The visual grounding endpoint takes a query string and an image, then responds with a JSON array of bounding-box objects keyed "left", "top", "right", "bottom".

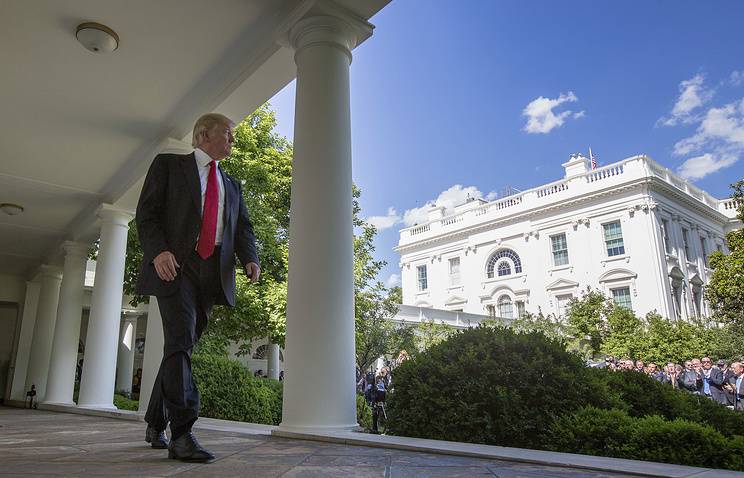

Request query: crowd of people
[{"left": 600, "top": 356, "right": 744, "bottom": 409}]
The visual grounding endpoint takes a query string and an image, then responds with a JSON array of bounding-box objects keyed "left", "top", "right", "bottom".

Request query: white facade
[{"left": 396, "top": 154, "right": 741, "bottom": 322}]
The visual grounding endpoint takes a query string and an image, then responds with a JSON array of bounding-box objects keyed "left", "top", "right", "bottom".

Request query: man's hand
[
  {"left": 245, "top": 262, "right": 261, "bottom": 284},
  {"left": 153, "top": 251, "right": 179, "bottom": 281}
]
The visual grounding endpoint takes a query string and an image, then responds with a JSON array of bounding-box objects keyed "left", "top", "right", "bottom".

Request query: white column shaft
[
  {"left": 78, "top": 206, "right": 132, "bottom": 408},
  {"left": 44, "top": 242, "right": 89, "bottom": 405},
  {"left": 25, "top": 267, "right": 62, "bottom": 401},
  {"left": 138, "top": 297, "right": 164, "bottom": 413},
  {"left": 116, "top": 316, "right": 138, "bottom": 394},
  {"left": 281, "top": 16, "right": 360, "bottom": 431},
  {"left": 266, "top": 342, "right": 280, "bottom": 380},
  {"left": 10, "top": 281, "right": 40, "bottom": 400}
]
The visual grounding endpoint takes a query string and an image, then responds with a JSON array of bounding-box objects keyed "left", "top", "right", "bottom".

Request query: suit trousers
[{"left": 144, "top": 248, "right": 221, "bottom": 439}]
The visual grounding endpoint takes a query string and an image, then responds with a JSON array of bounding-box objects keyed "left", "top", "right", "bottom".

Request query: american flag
[{"left": 589, "top": 147, "right": 598, "bottom": 170}]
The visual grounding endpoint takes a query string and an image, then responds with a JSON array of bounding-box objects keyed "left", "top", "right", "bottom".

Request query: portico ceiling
[{"left": 0, "top": 0, "right": 389, "bottom": 277}]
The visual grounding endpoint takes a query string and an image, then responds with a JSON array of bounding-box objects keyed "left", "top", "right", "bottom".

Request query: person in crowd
[
  {"left": 132, "top": 368, "right": 143, "bottom": 399},
  {"left": 647, "top": 363, "right": 664, "bottom": 382},
  {"left": 726, "top": 362, "right": 744, "bottom": 411},
  {"left": 622, "top": 359, "right": 634, "bottom": 371},
  {"left": 691, "top": 358, "right": 703, "bottom": 373},
  {"left": 699, "top": 357, "right": 726, "bottom": 404},
  {"left": 680, "top": 360, "right": 701, "bottom": 393},
  {"left": 661, "top": 362, "right": 679, "bottom": 389},
  {"left": 721, "top": 360, "right": 735, "bottom": 406},
  {"left": 634, "top": 360, "right": 645, "bottom": 373}
]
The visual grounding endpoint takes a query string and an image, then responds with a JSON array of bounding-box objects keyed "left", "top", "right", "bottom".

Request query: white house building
[{"left": 395, "top": 154, "right": 741, "bottom": 323}]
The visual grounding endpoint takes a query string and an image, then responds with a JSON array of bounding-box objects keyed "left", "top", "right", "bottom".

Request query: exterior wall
[{"left": 397, "top": 155, "right": 740, "bottom": 321}]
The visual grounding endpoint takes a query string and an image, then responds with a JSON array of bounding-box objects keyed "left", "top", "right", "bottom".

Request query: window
[
  {"left": 417, "top": 265, "right": 428, "bottom": 291},
  {"left": 556, "top": 294, "right": 573, "bottom": 318},
  {"left": 448, "top": 257, "right": 461, "bottom": 286},
  {"left": 692, "top": 288, "right": 702, "bottom": 317},
  {"left": 611, "top": 287, "right": 633, "bottom": 310},
  {"left": 551, "top": 233, "right": 569, "bottom": 266},
  {"left": 516, "top": 300, "right": 526, "bottom": 318},
  {"left": 682, "top": 228, "right": 690, "bottom": 260},
  {"left": 700, "top": 237, "right": 708, "bottom": 266},
  {"left": 672, "top": 285, "right": 682, "bottom": 320},
  {"left": 603, "top": 221, "right": 625, "bottom": 257},
  {"left": 497, "top": 295, "right": 513, "bottom": 318},
  {"left": 486, "top": 249, "right": 522, "bottom": 278},
  {"left": 661, "top": 219, "right": 671, "bottom": 253}
]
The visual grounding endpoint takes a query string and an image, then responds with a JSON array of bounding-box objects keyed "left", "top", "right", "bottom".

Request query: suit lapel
[
  {"left": 180, "top": 152, "right": 201, "bottom": 213},
  {"left": 219, "top": 167, "right": 234, "bottom": 226}
]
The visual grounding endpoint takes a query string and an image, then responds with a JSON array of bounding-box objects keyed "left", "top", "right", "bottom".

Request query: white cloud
[
  {"left": 573, "top": 111, "right": 586, "bottom": 119},
  {"left": 366, "top": 207, "right": 401, "bottom": 232},
  {"left": 485, "top": 191, "right": 498, "bottom": 201},
  {"left": 659, "top": 74, "right": 714, "bottom": 126},
  {"left": 674, "top": 98, "right": 744, "bottom": 179},
  {"left": 522, "top": 91, "right": 581, "bottom": 134},
  {"left": 677, "top": 153, "right": 739, "bottom": 180},
  {"left": 731, "top": 71, "right": 744, "bottom": 86},
  {"left": 386, "top": 273, "right": 401, "bottom": 288},
  {"left": 402, "top": 185, "right": 487, "bottom": 226}
]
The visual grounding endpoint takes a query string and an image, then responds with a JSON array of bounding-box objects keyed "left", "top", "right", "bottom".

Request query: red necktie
[{"left": 196, "top": 160, "right": 218, "bottom": 259}]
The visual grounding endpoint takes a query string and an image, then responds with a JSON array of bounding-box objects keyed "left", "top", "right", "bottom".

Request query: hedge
[
  {"left": 587, "top": 368, "right": 744, "bottom": 437},
  {"left": 550, "top": 407, "right": 744, "bottom": 471},
  {"left": 192, "top": 353, "right": 282, "bottom": 425}
]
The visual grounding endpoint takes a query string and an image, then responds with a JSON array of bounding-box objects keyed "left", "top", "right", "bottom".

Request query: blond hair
[{"left": 192, "top": 113, "right": 234, "bottom": 148}]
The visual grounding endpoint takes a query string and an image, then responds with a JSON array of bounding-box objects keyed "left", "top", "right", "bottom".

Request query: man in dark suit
[
  {"left": 698, "top": 357, "right": 726, "bottom": 405},
  {"left": 136, "top": 113, "right": 260, "bottom": 462}
]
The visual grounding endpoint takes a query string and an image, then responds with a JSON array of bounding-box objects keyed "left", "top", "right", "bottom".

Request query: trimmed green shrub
[
  {"left": 357, "top": 395, "right": 372, "bottom": 431},
  {"left": 114, "top": 393, "right": 139, "bottom": 411},
  {"left": 192, "top": 354, "right": 282, "bottom": 425},
  {"left": 550, "top": 407, "right": 744, "bottom": 471},
  {"left": 385, "top": 326, "right": 605, "bottom": 448},
  {"left": 587, "top": 368, "right": 744, "bottom": 437}
]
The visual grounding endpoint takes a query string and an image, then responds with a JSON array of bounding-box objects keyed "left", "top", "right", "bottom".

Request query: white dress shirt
[{"left": 194, "top": 148, "right": 225, "bottom": 245}]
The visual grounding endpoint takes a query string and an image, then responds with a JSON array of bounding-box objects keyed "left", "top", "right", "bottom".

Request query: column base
[
  {"left": 77, "top": 403, "right": 118, "bottom": 411},
  {"left": 41, "top": 400, "right": 76, "bottom": 407},
  {"left": 276, "top": 422, "right": 361, "bottom": 435}
]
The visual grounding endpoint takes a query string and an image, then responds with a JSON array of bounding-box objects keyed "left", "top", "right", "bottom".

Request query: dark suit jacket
[
  {"left": 698, "top": 367, "right": 726, "bottom": 404},
  {"left": 135, "top": 152, "right": 258, "bottom": 306}
]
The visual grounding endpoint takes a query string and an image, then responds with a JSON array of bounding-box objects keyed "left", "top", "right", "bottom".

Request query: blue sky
[{"left": 269, "top": 0, "right": 744, "bottom": 288}]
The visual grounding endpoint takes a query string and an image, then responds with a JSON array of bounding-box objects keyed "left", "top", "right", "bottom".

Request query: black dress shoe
[
  {"left": 168, "top": 432, "right": 215, "bottom": 463},
  {"left": 145, "top": 426, "right": 169, "bottom": 449}
]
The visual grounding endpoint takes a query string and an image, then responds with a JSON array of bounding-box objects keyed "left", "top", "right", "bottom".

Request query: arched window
[
  {"left": 486, "top": 249, "right": 522, "bottom": 278},
  {"left": 497, "top": 295, "right": 514, "bottom": 318}
]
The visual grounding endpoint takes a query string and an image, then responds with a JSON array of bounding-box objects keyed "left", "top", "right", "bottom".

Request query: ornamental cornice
[{"left": 395, "top": 176, "right": 730, "bottom": 255}]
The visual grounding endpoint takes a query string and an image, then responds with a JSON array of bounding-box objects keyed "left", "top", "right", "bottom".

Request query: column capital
[
  {"left": 37, "top": 264, "right": 62, "bottom": 280},
  {"left": 289, "top": 14, "right": 370, "bottom": 63},
  {"left": 98, "top": 204, "right": 134, "bottom": 227},
  {"left": 61, "top": 240, "right": 91, "bottom": 259}
]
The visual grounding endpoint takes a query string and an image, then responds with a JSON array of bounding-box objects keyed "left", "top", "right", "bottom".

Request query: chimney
[{"left": 562, "top": 152, "right": 591, "bottom": 178}]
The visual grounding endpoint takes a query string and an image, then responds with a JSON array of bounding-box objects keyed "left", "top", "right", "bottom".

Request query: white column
[
  {"left": 78, "top": 205, "right": 133, "bottom": 408},
  {"left": 138, "top": 297, "right": 164, "bottom": 413},
  {"left": 115, "top": 314, "right": 139, "bottom": 395},
  {"left": 9, "top": 281, "right": 40, "bottom": 401},
  {"left": 266, "top": 342, "right": 280, "bottom": 380},
  {"left": 280, "top": 15, "right": 366, "bottom": 431},
  {"left": 24, "top": 266, "right": 62, "bottom": 402},
  {"left": 43, "top": 241, "right": 89, "bottom": 405}
]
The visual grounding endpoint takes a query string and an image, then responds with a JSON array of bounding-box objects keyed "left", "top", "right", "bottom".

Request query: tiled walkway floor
[{"left": 0, "top": 407, "right": 647, "bottom": 477}]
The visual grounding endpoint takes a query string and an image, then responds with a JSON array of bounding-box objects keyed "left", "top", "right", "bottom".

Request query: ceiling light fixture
[
  {"left": 76, "top": 22, "right": 119, "bottom": 54},
  {"left": 0, "top": 203, "right": 24, "bottom": 216}
]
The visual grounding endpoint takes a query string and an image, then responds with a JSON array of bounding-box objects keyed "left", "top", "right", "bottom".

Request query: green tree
[
  {"left": 601, "top": 305, "right": 643, "bottom": 359},
  {"left": 565, "top": 288, "right": 613, "bottom": 355},
  {"left": 706, "top": 180, "right": 744, "bottom": 329}
]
